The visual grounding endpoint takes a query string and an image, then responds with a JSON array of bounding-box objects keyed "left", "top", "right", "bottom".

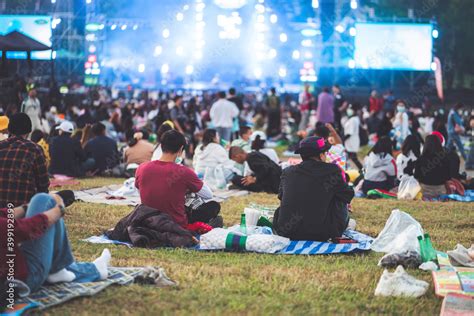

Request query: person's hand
[
  {"left": 241, "top": 176, "right": 256, "bottom": 186},
  {"left": 51, "top": 193, "right": 65, "bottom": 207}
]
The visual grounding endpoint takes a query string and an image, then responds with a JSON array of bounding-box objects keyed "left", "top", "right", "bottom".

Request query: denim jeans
[
  {"left": 216, "top": 127, "right": 232, "bottom": 142},
  {"left": 20, "top": 193, "right": 100, "bottom": 292},
  {"left": 447, "top": 133, "right": 467, "bottom": 161}
]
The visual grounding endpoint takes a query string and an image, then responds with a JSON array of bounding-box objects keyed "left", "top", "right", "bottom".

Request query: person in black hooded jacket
[{"left": 273, "top": 136, "right": 354, "bottom": 241}]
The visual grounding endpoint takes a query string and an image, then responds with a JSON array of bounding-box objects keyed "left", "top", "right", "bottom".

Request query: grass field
[{"left": 42, "top": 177, "right": 473, "bottom": 315}]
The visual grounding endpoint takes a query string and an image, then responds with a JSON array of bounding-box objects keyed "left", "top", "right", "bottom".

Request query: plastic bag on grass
[
  {"left": 397, "top": 175, "right": 421, "bottom": 200},
  {"left": 371, "top": 209, "right": 423, "bottom": 254},
  {"left": 203, "top": 166, "right": 227, "bottom": 190}
]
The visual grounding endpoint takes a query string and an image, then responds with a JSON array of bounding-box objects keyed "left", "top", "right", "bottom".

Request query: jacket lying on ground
[
  {"left": 106, "top": 204, "right": 195, "bottom": 248},
  {"left": 273, "top": 159, "right": 354, "bottom": 241}
]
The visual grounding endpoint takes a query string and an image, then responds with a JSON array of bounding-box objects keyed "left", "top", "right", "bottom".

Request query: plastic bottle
[
  {"left": 240, "top": 213, "right": 247, "bottom": 235},
  {"left": 424, "top": 233, "right": 438, "bottom": 263},
  {"left": 417, "top": 235, "right": 427, "bottom": 262}
]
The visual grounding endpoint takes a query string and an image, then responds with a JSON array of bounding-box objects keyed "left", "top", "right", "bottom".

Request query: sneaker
[{"left": 374, "top": 265, "right": 429, "bottom": 298}]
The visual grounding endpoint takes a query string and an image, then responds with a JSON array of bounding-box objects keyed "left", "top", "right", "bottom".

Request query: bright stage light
[
  {"left": 431, "top": 62, "right": 437, "bottom": 71},
  {"left": 194, "top": 51, "right": 203, "bottom": 59},
  {"left": 51, "top": 0, "right": 56, "bottom": 3},
  {"left": 432, "top": 29, "right": 439, "bottom": 38},
  {"left": 161, "top": 63, "right": 169, "bottom": 74},
  {"left": 304, "top": 51, "right": 313, "bottom": 59},
  {"left": 121, "top": 24, "right": 127, "bottom": 31},
  {"left": 268, "top": 48, "right": 277, "bottom": 59},
  {"left": 133, "top": 25, "right": 138, "bottom": 30},
  {"left": 162, "top": 28, "right": 170, "bottom": 38},
  {"left": 176, "top": 12, "right": 184, "bottom": 21},
  {"left": 52, "top": 51, "right": 56, "bottom": 59},
  {"left": 186, "top": 65, "right": 194, "bottom": 75},
  {"left": 301, "top": 28, "right": 320, "bottom": 37},
  {"left": 255, "top": 4, "right": 265, "bottom": 14},
  {"left": 348, "top": 59, "right": 355, "bottom": 69},
  {"left": 257, "top": 15, "right": 265, "bottom": 23},
  {"left": 214, "top": 0, "right": 248, "bottom": 9},
  {"left": 196, "top": 40, "right": 205, "bottom": 48},
  {"left": 176, "top": 45, "right": 184, "bottom": 56},
  {"left": 270, "top": 14, "right": 278, "bottom": 24},
  {"left": 138, "top": 64, "right": 145, "bottom": 73},
  {"left": 196, "top": 3, "right": 206, "bottom": 12},
  {"left": 256, "top": 33, "right": 265, "bottom": 42},
  {"left": 111, "top": 24, "right": 117, "bottom": 30},
  {"left": 279, "top": 67, "right": 287, "bottom": 78},
  {"left": 292, "top": 50, "right": 300, "bottom": 59},
  {"left": 196, "top": 13, "right": 204, "bottom": 21},
  {"left": 88, "top": 44, "right": 96, "bottom": 53},
  {"left": 349, "top": 27, "right": 356, "bottom": 36},
  {"left": 350, "top": 0, "right": 358, "bottom": 9},
  {"left": 86, "top": 0, "right": 92, "bottom": 4},
  {"left": 301, "top": 39, "right": 313, "bottom": 47},
  {"left": 312, "top": 0, "right": 319, "bottom": 9},
  {"left": 254, "top": 68, "right": 262, "bottom": 79},
  {"left": 154, "top": 45, "right": 163, "bottom": 56},
  {"left": 254, "top": 42, "right": 265, "bottom": 50},
  {"left": 183, "top": 4, "right": 190, "bottom": 10},
  {"left": 335, "top": 24, "right": 345, "bottom": 33},
  {"left": 279, "top": 33, "right": 288, "bottom": 43}
]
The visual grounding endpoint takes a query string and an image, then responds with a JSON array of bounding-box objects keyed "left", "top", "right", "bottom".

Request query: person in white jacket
[
  {"left": 343, "top": 104, "right": 362, "bottom": 170},
  {"left": 392, "top": 100, "right": 410, "bottom": 150},
  {"left": 193, "top": 129, "right": 235, "bottom": 178},
  {"left": 362, "top": 136, "right": 397, "bottom": 194},
  {"left": 396, "top": 134, "right": 420, "bottom": 180}
]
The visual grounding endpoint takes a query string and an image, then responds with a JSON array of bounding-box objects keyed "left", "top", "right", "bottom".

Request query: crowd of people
[{"left": 1, "top": 81, "right": 473, "bottom": 299}]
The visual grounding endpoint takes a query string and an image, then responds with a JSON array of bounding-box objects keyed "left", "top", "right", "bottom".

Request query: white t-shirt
[
  {"left": 396, "top": 151, "right": 417, "bottom": 180},
  {"left": 344, "top": 116, "right": 360, "bottom": 153},
  {"left": 210, "top": 99, "right": 239, "bottom": 128},
  {"left": 151, "top": 144, "right": 163, "bottom": 161}
]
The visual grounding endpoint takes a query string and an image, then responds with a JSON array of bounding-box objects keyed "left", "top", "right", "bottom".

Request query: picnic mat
[
  {"left": 74, "top": 185, "right": 249, "bottom": 206},
  {"left": 432, "top": 252, "right": 474, "bottom": 298},
  {"left": 83, "top": 229, "right": 373, "bottom": 255},
  {"left": 439, "top": 190, "right": 474, "bottom": 202},
  {"left": 440, "top": 293, "right": 474, "bottom": 316},
  {"left": 2, "top": 267, "right": 165, "bottom": 315}
]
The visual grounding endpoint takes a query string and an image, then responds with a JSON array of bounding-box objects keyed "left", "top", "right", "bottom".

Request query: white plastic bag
[
  {"left": 371, "top": 209, "right": 423, "bottom": 254},
  {"left": 203, "top": 166, "right": 227, "bottom": 190},
  {"left": 397, "top": 175, "right": 421, "bottom": 200}
]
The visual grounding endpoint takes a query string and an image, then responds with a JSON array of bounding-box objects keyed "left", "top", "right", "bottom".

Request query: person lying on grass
[
  {"left": 229, "top": 146, "right": 282, "bottom": 194},
  {"left": 135, "top": 130, "right": 223, "bottom": 228},
  {"left": 273, "top": 136, "right": 355, "bottom": 241},
  {"left": 0, "top": 191, "right": 111, "bottom": 299}
]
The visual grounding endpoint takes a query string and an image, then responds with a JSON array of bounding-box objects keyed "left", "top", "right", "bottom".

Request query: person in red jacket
[
  {"left": 1, "top": 191, "right": 111, "bottom": 301},
  {"left": 369, "top": 90, "right": 383, "bottom": 114}
]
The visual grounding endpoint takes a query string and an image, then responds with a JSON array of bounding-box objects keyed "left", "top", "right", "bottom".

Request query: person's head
[
  {"left": 202, "top": 129, "right": 218, "bottom": 149},
  {"left": 28, "top": 88, "right": 37, "bottom": 98},
  {"left": 56, "top": 121, "right": 74, "bottom": 136},
  {"left": 174, "top": 95, "right": 183, "bottom": 106},
  {"left": 304, "top": 83, "right": 310, "bottom": 92},
  {"left": 346, "top": 103, "right": 357, "bottom": 117},
  {"left": 250, "top": 131, "right": 267, "bottom": 151},
  {"left": 229, "top": 146, "right": 247, "bottom": 164},
  {"left": 156, "top": 122, "right": 174, "bottom": 143},
  {"left": 125, "top": 129, "right": 139, "bottom": 147},
  {"left": 30, "top": 130, "right": 45, "bottom": 143},
  {"left": 313, "top": 122, "right": 330, "bottom": 140},
  {"left": 371, "top": 90, "right": 378, "bottom": 98},
  {"left": 229, "top": 87, "right": 236, "bottom": 96},
  {"left": 8, "top": 113, "right": 32, "bottom": 137},
  {"left": 401, "top": 134, "right": 421, "bottom": 158},
  {"left": 332, "top": 85, "right": 341, "bottom": 94},
  {"left": 91, "top": 122, "right": 106, "bottom": 137},
  {"left": 239, "top": 126, "right": 252, "bottom": 141},
  {"left": 454, "top": 102, "right": 464, "bottom": 111},
  {"left": 218, "top": 91, "right": 226, "bottom": 99},
  {"left": 295, "top": 136, "right": 331, "bottom": 162},
  {"left": 422, "top": 134, "right": 444, "bottom": 157},
  {"left": 396, "top": 100, "right": 407, "bottom": 113},
  {"left": 161, "top": 130, "right": 186, "bottom": 156},
  {"left": 371, "top": 136, "right": 393, "bottom": 158},
  {"left": 322, "top": 87, "right": 330, "bottom": 93},
  {"left": 270, "top": 87, "right": 276, "bottom": 95}
]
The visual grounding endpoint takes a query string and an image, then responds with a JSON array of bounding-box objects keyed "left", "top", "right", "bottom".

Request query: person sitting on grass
[
  {"left": 362, "top": 136, "right": 397, "bottom": 194},
  {"left": 273, "top": 136, "right": 354, "bottom": 241},
  {"left": 193, "top": 129, "right": 235, "bottom": 178},
  {"left": 0, "top": 191, "right": 111, "bottom": 296},
  {"left": 231, "top": 125, "right": 252, "bottom": 152},
  {"left": 135, "top": 130, "right": 222, "bottom": 228},
  {"left": 396, "top": 134, "right": 421, "bottom": 181},
  {"left": 229, "top": 146, "right": 282, "bottom": 193},
  {"left": 250, "top": 131, "right": 280, "bottom": 164},
  {"left": 84, "top": 122, "right": 119, "bottom": 175},
  {"left": 124, "top": 129, "right": 154, "bottom": 166},
  {"left": 151, "top": 121, "right": 174, "bottom": 161}
]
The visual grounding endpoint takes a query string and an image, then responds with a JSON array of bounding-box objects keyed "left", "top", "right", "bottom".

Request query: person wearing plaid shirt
[{"left": 0, "top": 113, "right": 49, "bottom": 208}]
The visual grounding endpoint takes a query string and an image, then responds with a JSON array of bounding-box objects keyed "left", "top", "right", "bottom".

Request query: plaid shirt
[{"left": 0, "top": 136, "right": 49, "bottom": 208}]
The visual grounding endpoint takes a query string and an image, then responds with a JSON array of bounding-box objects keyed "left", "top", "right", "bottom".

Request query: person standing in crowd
[
  {"left": 369, "top": 90, "right": 383, "bottom": 115},
  {"left": 210, "top": 91, "right": 239, "bottom": 142},
  {"left": 49, "top": 121, "right": 94, "bottom": 177},
  {"left": 266, "top": 87, "right": 281, "bottom": 137},
  {"left": 344, "top": 104, "right": 362, "bottom": 170},
  {"left": 273, "top": 136, "right": 354, "bottom": 241},
  {"left": 84, "top": 122, "right": 119, "bottom": 175},
  {"left": 298, "top": 83, "right": 313, "bottom": 131},
  {"left": 170, "top": 95, "right": 188, "bottom": 135},
  {"left": 414, "top": 135, "right": 451, "bottom": 199},
  {"left": 447, "top": 103, "right": 467, "bottom": 160},
  {"left": 0, "top": 113, "right": 49, "bottom": 208},
  {"left": 228, "top": 87, "right": 243, "bottom": 111},
  {"left": 135, "top": 130, "right": 220, "bottom": 227},
  {"left": 316, "top": 87, "right": 335, "bottom": 125},
  {"left": 229, "top": 146, "right": 282, "bottom": 193},
  {"left": 21, "top": 88, "right": 42, "bottom": 132},
  {"left": 392, "top": 100, "right": 410, "bottom": 150},
  {"left": 383, "top": 90, "right": 395, "bottom": 113},
  {"left": 332, "top": 85, "right": 347, "bottom": 131}
]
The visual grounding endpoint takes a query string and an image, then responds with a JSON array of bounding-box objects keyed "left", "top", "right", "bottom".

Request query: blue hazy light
[{"left": 301, "top": 28, "right": 320, "bottom": 37}]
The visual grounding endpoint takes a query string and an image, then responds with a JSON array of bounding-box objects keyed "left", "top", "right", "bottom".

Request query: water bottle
[
  {"left": 240, "top": 213, "right": 247, "bottom": 235},
  {"left": 417, "top": 235, "right": 427, "bottom": 262},
  {"left": 424, "top": 233, "right": 438, "bottom": 263}
]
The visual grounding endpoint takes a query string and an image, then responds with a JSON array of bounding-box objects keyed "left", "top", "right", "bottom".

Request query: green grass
[{"left": 42, "top": 177, "right": 473, "bottom": 315}]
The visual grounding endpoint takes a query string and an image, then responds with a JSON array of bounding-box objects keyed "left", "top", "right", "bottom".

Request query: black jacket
[
  {"left": 106, "top": 204, "right": 195, "bottom": 248},
  {"left": 84, "top": 135, "right": 119, "bottom": 173},
  {"left": 273, "top": 160, "right": 354, "bottom": 241},
  {"left": 414, "top": 152, "right": 451, "bottom": 185},
  {"left": 49, "top": 134, "right": 86, "bottom": 177},
  {"left": 247, "top": 151, "right": 282, "bottom": 194}
]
